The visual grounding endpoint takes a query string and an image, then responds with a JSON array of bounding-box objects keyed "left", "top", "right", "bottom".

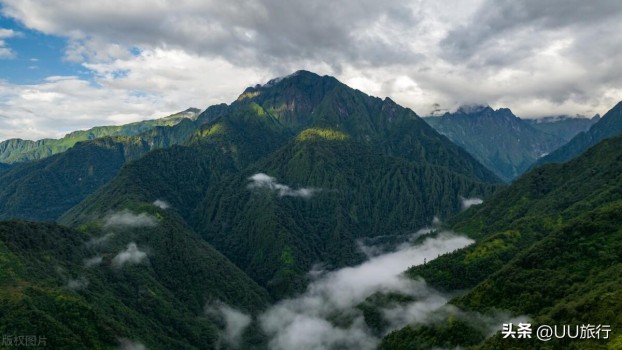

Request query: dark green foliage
[
  {"left": 424, "top": 105, "right": 566, "bottom": 182},
  {"left": 242, "top": 71, "right": 500, "bottom": 184},
  {"left": 408, "top": 135, "right": 622, "bottom": 292},
  {"left": 0, "top": 162, "right": 11, "bottom": 176},
  {"left": 467, "top": 201, "right": 622, "bottom": 350},
  {"left": 0, "top": 116, "right": 202, "bottom": 222},
  {"left": 197, "top": 135, "right": 497, "bottom": 297},
  {"left": 60, "top": 70, "right": 500, "bottom": 300},
  {"left": 0, "top": 140, "right": 127, "bottom": 221},
  {"left": 385, "top": 135, "right": 622, "bottom": 348},
  {"left": 379, "top": 314, "right": 486, "bottom": 350},
  {"left": 535, "top": 101, "right": 622, "bottom": 166},
  {"left": 0, "top": 217, "right": 269, "bottom": 349}
]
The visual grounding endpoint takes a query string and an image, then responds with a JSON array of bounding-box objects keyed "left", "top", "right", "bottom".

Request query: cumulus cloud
[
  {"left": 0, "top": 0, "right": 418, "bottom": 68},
  {"left": 103, "top": 210, "right": 158, "bottom": 229},
  {"left": 111, "top": 242, "right": 147, "bottom": 268},
  {"left": 118, "top": 338, "right": 147, "bottom": 350},
  {"left": 1, "top": 0, "right": 621, "bottom": 141},
  {"left": 0, "top": 28, "right": 19, "bottom": 59},
  {"left": 247, "top": 173, "right": 318, "bottom": 198},
  {"left": 259, "top": 232, "right": 474, "bottom": 350},
  {"left": 205, "top": 303, "right": 252, "bottom": 348},
  {"left": 461, "top": 197, "right": 484, "bottom": 210},
  {"left": 152, "top": 199, "right": 170, "bottom": 210},
  {"left": 0, "top": 53, "right": 266, "bottom": 141}
]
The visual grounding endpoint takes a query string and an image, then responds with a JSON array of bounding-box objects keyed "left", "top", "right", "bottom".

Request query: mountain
[
  {"left": 0, "top": 162, "right": 11, "bottom": 175},
  {"left": 0, "top": 108, "right": 200, "bottom": 164},
  {"left": 525, "top": 114, "right": 600, "bottom": 142},
  {"left": 534, "top": 101, "right": 622, "bottom": 166},
  {"left": 0, "top": 213, "right": 270, "bottom": 349},
  {"left": 423, "top": 105, "right": 566, "bottom": 182},
  {"left": 60, "top": 70, "right": 501, "bottom": 299},
  {"left": 380, "top": 135, "right": 622, "bottom": 349},
  {"left": 0, "top": 116, "right": 200, "bottom": 221}
]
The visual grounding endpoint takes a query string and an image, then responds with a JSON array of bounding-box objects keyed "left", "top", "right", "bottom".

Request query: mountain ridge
[
  {"left": 0, "top": 108, "right": 200, "bottom": 164},
  {"left": 59, "top": 70, "right": 501, "bottom": 298},
  {"left": 381, "top": 134, "right": 622, "bottom": 349},
  {"left": 424, "top": 105, "right": 565, "bottom": 181},
  {"left": 534, "top": 100, "right": 622, "bottom": 166}
]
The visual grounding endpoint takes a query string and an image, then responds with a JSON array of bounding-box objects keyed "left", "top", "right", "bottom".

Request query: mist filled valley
[{"left": 2, "top": 1, "right": 622, "bottom": 349}]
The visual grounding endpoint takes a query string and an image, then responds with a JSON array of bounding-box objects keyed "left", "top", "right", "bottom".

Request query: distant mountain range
[
  {"left": 534, "top": 101, "right": 622, "bottom": 167},
  {"left": 424, "top": 105, "right": 567, "bottom": 182},
  {"left": 0, "top": 109, "right": 207, "bottom": 221},
  {"left": 525, "top": 114, "right": 600, "bottom": 142},
  {"left": 0, "top": 108, "right": 200, "bottom": 164}
]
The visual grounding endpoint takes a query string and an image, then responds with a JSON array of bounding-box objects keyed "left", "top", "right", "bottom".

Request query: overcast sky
[{"left": 0, "top": 0, "right": 621, "bottom": 141}]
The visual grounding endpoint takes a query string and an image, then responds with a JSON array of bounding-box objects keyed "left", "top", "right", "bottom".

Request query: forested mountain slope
[
  {"left": 0, "top": 215, "right": 269, "bottom": 349},
  {"left": 381, "top": 135, "right": 622, "bottom": 349},
  {"left": 60, "top": 71, "right": 501, "bottom": 299},
  {"left": 0, "top": 117, "right": 199, "bottom": 221},
  {"left": 535, "top": 101, "right": 622, "bottom": 166},
  {"left": 424, "top": 105, "right": 565, "bottom": 181}
]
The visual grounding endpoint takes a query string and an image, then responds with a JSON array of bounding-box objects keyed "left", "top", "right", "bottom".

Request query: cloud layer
[
  {"left": 1, "top": 0, "right": 621, "bottom": 140},
  {"left": 259, "top": 232, "right": 474, "bottom": 350},
  {"left": 205, "top": 303, "right": 252, "bottom": 348}
]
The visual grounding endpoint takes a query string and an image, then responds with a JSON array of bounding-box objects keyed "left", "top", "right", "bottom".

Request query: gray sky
[{"left": 1, "top": 0, "right": 621, "bottom": 140}]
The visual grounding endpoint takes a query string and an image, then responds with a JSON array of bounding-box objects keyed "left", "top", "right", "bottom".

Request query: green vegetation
[
  {"left": 0, "top": 113, "right": 201, "bottom": 221},
  {"left": 424, "top": 105, "right": 566, "bottom": 182},
  {"left": 2, "top": 70, "right": 620, "bottom": 349},
  {"left": 60, "top": 70, "right": 500, "bottom": 300},
  {"left": 382, "top": 135, "right": 622, "bottom": 349},
  {"left": 380, "top": 314, "right": 486, "bottom": 350},
  {"left": 0, "top": 108, "right": 199, "bottom": 164},
  {"left": 0, "top": 217, "right": 269, "bottom": 349},
  {"left": 296, "top": 127, "right": 349, "bottom": 141}
]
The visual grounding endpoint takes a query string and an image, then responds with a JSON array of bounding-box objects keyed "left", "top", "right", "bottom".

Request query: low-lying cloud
[
  {"left": 103, "top": 210, "right": 158, "bottom": 229},
  {"left": 152, "top": 199, "right": 170, "bottom": 210},
  {"left": 118, "top": 338, "right": 148, "bottom": 350},
  {"left": 66, "top": 276, "right": 89, "bottom": 290},
  {"left": 247, "top": 173, "right": 318, "bottom": 198},
  {"left": 205, "top": 302, "right": 252, "bottom": 348},
  {"left": 112, "top": 242, "right": 147, "bottom": 268},
  {"left": 86, "top": 232, "right": 115, "bottom": 247},
  {"left": 461, "top": 197, "right": 483, "bottom": 210},
  {"left": 259, "top": 232, "right": 474, "bottom": 350},
  {"left": 84, "top": 255, "right": 104, "bottom": 268}
]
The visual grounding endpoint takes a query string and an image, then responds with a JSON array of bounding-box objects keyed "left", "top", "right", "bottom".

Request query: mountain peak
[
  {"left": 248, "top": 70, "right": 326, "bottom": 90},
  {"left": 456, "top": 104, "right": 492, "bottom": 114},
  {"left": 238, "top": 70, "right": 333, "bottom": 101}
]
